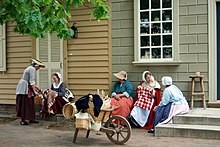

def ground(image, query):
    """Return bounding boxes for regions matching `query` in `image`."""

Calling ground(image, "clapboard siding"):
[0,22,32,104]
[67,4,112,99]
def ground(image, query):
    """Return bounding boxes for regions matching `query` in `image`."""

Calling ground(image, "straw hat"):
[31,58,45,68]
[114,71,127,80]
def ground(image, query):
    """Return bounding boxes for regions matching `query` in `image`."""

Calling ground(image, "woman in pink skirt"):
[110,71,134,121]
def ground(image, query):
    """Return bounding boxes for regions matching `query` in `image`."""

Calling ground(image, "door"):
[36,34,63,89]
[217,2,220,100]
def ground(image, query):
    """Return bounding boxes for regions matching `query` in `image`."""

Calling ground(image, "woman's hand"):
[153,106,158,112]
[114,94,121,101]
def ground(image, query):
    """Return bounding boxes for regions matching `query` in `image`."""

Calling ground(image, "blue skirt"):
[152,102,172,129]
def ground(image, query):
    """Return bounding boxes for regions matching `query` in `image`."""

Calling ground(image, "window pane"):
[151,0,160,9]
[162,0,172,8]
[140,23,150,34]
[141,36,150,47]
[140,12,149,22]
[151,23,161,34]
[141,48,150,59]
[163,35,172,46]
[162,22,172,33]
[162,10,172,21]
[152,48,161,58]
[140,0,149,10]
[151,36,161,46]
[151,11,160,21]
[163,47,172,58]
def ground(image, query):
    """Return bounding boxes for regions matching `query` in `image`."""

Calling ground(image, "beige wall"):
[67,5,112,98]
[0,5,112,104]
[0,22,32,104]
[112,0,208,101]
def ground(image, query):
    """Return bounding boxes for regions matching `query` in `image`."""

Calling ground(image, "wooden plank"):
[7,52,31,58]
[68,61,108,67]
[68,84,109,90]
[7,63,29,68]
[7,58,30,63]
[68,55,108,61]
[68,37,108,45]
[7,47,31,53]
[69,15,96,21]
[0,84,17,89]
[70,8,93,16]
[76,31,108,39]
[3,68,24,74]
[68,73,109,79]
[67,20,108,27]
[68,67,109,73]
[0,100,15,105]
[7,42,32,47]
[67,50,108,56]
[0,89,17,94]
[7,36,31,42]
[0,74,22,79]
[68,44,108,50]
[78,26,108,33]
[68,79,109,84]
[0,94,16,99]
[0,79,19,84]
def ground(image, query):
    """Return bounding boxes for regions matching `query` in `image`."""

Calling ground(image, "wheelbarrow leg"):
[73,128,79,143]
[86,130,90,138]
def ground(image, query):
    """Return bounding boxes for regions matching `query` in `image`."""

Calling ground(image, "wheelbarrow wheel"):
[105,115,131,145]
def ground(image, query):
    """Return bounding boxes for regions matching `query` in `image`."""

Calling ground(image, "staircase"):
[155,108,220,140]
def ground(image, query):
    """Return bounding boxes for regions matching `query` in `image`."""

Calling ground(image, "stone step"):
[173,115,220,126]
[173,108,220,126]
[208,101,220,108]
[155,124,220,140]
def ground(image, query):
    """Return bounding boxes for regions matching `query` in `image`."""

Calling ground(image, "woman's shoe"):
[148,129,155,133]
[29,120,39,123]
[20,121,28,125]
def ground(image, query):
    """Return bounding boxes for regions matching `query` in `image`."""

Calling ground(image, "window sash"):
[134,0,180,65]
[138,0,173,61]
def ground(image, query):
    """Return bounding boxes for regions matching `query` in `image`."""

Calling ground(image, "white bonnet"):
[162,76,172,86]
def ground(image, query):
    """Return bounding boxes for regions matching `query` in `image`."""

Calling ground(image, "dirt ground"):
[1,118,220,147]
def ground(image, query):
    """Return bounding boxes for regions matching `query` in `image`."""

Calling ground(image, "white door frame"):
[36,34,64,88]
[208,0,220,101]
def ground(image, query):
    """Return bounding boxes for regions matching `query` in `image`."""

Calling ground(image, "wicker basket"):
[75,118,91,130]
[34,96,42,105]
[62,102,77,119]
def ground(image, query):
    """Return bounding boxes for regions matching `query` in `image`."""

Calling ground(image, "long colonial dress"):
[16,66,37,121]
[110,80,134,120]
[131,76,161,130]
[153,85,189,128]
[41,82,67,117]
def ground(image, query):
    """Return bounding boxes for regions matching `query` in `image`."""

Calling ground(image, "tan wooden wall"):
[0,22,32,104]
[66,5,112,98]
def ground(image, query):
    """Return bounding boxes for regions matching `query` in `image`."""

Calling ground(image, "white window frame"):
[0,24,6,71]
[133,0,180,66]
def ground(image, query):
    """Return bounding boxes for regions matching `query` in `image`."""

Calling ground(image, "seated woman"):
[110,71,134,120]
[130,71,161,129]
[149,76,189,133]
[41,72,68,117]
